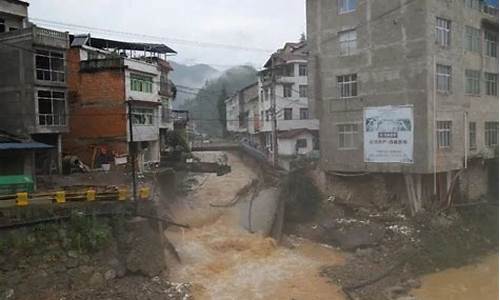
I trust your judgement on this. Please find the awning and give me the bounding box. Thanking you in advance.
[0,142,54,151]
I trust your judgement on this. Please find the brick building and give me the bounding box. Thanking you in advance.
[63,34,176,170]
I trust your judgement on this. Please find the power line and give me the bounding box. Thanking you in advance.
[30,17,274,53]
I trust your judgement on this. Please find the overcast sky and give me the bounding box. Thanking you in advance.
[28,0,306,70]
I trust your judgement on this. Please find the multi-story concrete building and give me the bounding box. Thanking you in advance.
[64,34,176,171]
[0,0,69,174]
[257,41,319,159]
[307,0,498,209]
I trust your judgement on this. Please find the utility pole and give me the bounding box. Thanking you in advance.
[271,65,279,168]
[127,100,137,201]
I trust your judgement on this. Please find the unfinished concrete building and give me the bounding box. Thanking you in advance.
[0,0,69,174]
[307,0,498,210]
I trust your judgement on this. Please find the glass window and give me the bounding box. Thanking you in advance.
[437,121,452,148]
[296,139,308,148]
[485,30,498,58]
[284,108,293,120]
[436,64,452,92]
[338,123,358,149]
[435,18,451,47]
[485,121,499,147]
[339,29,357,55]
[132,107,154,125]
[469,122,477,150]
[283,84,292,98]
[300,108,309,120]
[37,90,66,126]
[130,74,153,93]
[282,64,294,77]
[485,73,498,96]
[464,26,481,53]
[338,0,357,14]
[299,64,308,76]
[465,0,481,10]
[0,18,4,33]
[299,85,308,98]
[35,50,65,82]
[465,69,480,95]
[337,74,358,99]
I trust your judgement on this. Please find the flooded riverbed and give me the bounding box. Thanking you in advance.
[413,254,499,300]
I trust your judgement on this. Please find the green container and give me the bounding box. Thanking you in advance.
[0,175,34,195]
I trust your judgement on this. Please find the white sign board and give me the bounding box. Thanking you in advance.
[364,105,414,163]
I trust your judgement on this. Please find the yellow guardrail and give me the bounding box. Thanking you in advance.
[0,186,152,207]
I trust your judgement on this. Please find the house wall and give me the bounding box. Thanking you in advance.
[278,131,315,156]
[63,48,128,165]
[0,0,27,31]
[307,0,498,175]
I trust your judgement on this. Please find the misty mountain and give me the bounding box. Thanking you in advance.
[169,61,221,108]
[181,65,258,137]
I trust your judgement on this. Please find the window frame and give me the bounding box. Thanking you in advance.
[298,64,308,76]
[337,123,358,150]
[35,49,65,82]
[437,121,452,149]
[299,85,308,98]
[485,30,498,58]
[464,26,481,53]
[338,0,357,14]
[36,89,67,126]
[435,17,451,47]
[436,64,452,93]
[299,108,309,120]
[296,139,308,149]
[283,108,293,120]
[465,69,481,96]
[485,121,499,147]
[485,72,498,96]
[339,29,357,56]
[131,107,154,126]
[283,84,293,98]
[469,122,477,150]
[337,74,358,99]
[130,73,153,93]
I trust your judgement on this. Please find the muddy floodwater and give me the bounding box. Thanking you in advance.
[413,254,499,300]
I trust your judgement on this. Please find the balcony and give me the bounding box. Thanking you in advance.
[80,57,125,72]
[33,26,69,49]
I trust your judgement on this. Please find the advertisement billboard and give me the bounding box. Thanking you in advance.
[364,105,414,163]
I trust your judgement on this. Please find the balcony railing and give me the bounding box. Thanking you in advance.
[80,58,125,72]
[33,26,69,49]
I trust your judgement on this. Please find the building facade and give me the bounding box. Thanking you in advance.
[64,35,176,171]
[258,41,319,158]
[307,0,498,206]
[0,0,69,174]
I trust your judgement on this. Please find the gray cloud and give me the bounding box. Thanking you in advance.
[27,0,306,69]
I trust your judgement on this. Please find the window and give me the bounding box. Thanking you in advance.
[465,70,480,95]
[437,121,452,148]
[469,122,477,150]
[300,108,309,120]
[35,50,65,82]
[0,18,4,33]
[338,124,358,149]
[261,111,264,122]
[337,74,358,99]
[132,107,154,125]
[284,108,293,120]
[464,26,481,53]
[37,90,66,126]
[299,64,307,76]
[338,0,357,14]
[485,73,498,96]
[465,0,481,9]
[436,64,452,92]
[282,64,294,77]
[296,139,307,148]
[485,122,498,147]
[435,18,451,47]
[299,85,308,98]
[485,30,498,58]
[339,29,357,55]
[130,74,153,93]
[283,84,292,98]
